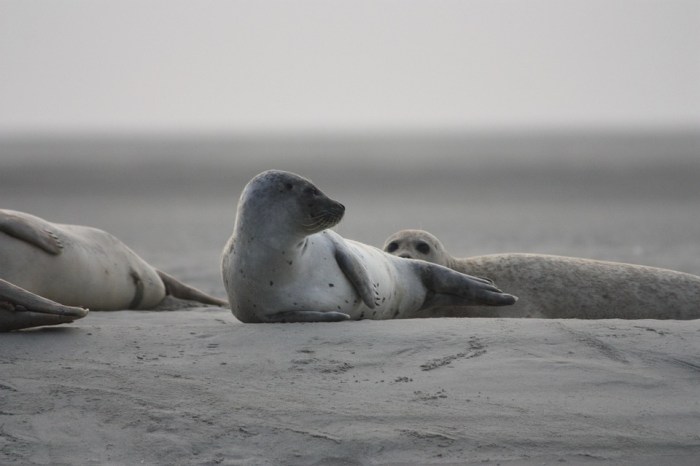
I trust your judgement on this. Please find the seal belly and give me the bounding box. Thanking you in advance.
[0,224,165,310]
[343,241,425,319]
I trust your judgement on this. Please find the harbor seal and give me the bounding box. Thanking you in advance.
[0,209,227,331]
[383,229,700,319]
[221,170,517,323]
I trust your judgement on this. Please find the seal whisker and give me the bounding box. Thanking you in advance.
[302,212,343,232]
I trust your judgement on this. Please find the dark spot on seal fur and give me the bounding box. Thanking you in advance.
[269,281,274,286]
[128,269,145,309]
[328,283,334,287]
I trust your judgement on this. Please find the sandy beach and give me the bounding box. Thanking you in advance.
[3,313,699,465]
[1,133,700,465]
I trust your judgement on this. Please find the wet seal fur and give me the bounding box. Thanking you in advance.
[221,170,517,323]
[383,229,700,319]
[0,209,227,331]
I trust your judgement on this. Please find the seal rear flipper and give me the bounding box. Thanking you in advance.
[265,310,350,323]
[333,243,378,309]
[0,209,64,255]
[156,270,228,307]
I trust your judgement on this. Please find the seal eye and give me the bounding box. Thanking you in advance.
[285,183,294,191]
[386,242,398,253]
[416,242,430,255]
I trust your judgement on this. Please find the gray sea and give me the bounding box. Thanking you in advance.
[1,131,699,298]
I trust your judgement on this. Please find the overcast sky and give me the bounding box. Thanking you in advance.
[0,0,698,135]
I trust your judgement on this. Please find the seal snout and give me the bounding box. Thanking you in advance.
[303,200,345,233]
[321,201,346,228]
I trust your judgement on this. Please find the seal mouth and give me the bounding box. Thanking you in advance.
[303,202,345,233]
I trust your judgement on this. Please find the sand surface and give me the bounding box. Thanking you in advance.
[1,135,700,464]
[2,313,700,465]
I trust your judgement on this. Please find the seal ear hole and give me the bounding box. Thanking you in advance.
[386,242,398,253]
[416,242,431,255]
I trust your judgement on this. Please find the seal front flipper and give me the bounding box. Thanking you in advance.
[0,209,64,255]
[330,236,377,309]
[266,310,351,323]
[0,279,88,331]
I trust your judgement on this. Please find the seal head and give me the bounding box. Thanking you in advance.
[235,170,345,240]
[383,229,452,267]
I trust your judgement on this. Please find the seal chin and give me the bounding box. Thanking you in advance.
[303,203,345,233]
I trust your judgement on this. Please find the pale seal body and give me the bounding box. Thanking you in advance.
[221,170,517,323]
[0,209,226,330]
[383,229,700,319]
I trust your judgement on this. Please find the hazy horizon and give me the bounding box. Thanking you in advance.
[1,1,698,135]
[2,128,698,163]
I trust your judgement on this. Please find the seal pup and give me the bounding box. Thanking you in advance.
[221,170,517,323]
[0,209,227,328]
[1,279,88,331]
[383,229,700,319]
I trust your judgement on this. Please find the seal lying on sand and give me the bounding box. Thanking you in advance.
[221,170,517,323]
[0,209,227,331]
[383,229,700,319]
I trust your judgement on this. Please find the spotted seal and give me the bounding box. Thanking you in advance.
[221,170,517,323]
[383,229,700,319]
